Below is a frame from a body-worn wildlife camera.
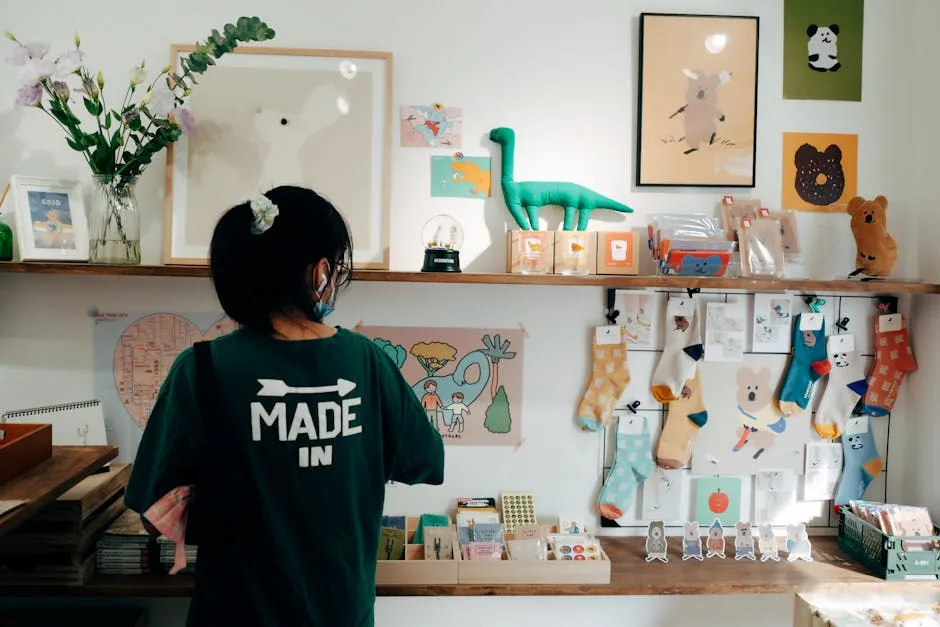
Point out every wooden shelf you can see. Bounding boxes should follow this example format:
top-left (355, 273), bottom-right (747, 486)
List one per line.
top-left (1, 261), bottom-right (938, 294)
top-left (0, 537), bottom-right (934, 598)
top-left (0, 446), bottom-right (118, 539)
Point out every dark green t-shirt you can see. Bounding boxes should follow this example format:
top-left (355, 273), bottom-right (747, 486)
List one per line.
top-left (125, 327), bottom-right (445, 627)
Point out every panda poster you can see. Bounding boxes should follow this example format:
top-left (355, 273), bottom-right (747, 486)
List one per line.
top-left (781, 132), bottom-right (859, 212)
top-left (690, 356), bottom-right (818, 476)
top-left (783, 0), bottom-right (864, 101)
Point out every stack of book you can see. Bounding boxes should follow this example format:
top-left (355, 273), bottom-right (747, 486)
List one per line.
top-left (157, 536), bottom-right (197, 573)
top-left (95, 508), bottom-right (154, 575)
top-left (0, 464), bottom-right (130, 585)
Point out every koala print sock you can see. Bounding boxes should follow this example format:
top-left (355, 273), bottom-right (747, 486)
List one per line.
top-left (598, 416), bottom-right (654, 520)
top-left (834, 418), bottom-right (884, 506)
top-left (656, 372), bottom-right (708, 469)
top-left (863, 320), bottom-right (917, 417)
top-left (651, 297), bottom-right (704, 403)
top-left (814, 335), bottom-right (868, 439)
top-left (779, 315), bottom-right (831, 416)
top-left (577, 329), bottom-right (632, 432)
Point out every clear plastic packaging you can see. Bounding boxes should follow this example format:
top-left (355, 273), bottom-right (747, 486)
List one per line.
top-left (739, 217), bottom-right (784, 277)
top-left (768, 209), bottom-right (802, 263)
top-left (721, 197), bottom-right (761, 241)
top-left (507, 538), bottom-right (547, 561)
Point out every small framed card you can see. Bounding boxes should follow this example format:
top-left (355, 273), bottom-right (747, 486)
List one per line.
top-left (9, 175), bottom-right (89, 261)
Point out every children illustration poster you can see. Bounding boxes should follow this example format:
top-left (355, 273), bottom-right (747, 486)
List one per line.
top-left (636, 13), bottom-right (758, 187)
top-left (400, 104), bottom-right (463, 148)
top-left (356, 325), bottom-right (524, 446)
top-left (430, 155), bottom-right (491, 198)
top-left (694, 477), bottom-right (742, 527)
top-left (691, 356), bottom-right (815, 476)
top-left (782, 132), bottom-right (858, 212)
top-left (783, 0), bottom-right (864, 101)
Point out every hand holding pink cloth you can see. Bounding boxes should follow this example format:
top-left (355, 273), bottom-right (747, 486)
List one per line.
top-left (143, 485), bottom-right (193, 575)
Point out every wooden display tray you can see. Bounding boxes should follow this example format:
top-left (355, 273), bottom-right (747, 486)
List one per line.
top-left (0, 424), bottom-right (52, 486)
top-left (375, 517), bottom-right (460, 586)
top-left (793, 590), bottom-right (940, 627)
top-left (458, 525), bottom-right (611, 585)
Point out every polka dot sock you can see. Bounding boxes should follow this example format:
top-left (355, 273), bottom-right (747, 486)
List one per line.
top-left (651, 297), bottom-right (704, 403)
top-left (779, 314), bottom-right (831, 416)
top-left (578, 328), bottom-right (632, 432)
top-left (862, 318), bottom-right (917, 417)
top-left (656, 372), bottom-right (708, 469)
top-left (598, 415), bottom-right (654, 520)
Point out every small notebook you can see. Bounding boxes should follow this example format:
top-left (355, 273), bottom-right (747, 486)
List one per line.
top-left (1, 400), bottom-right (107, 446)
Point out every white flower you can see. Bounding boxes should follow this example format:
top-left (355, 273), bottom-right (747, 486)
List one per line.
top-left (20, 57), bottom-right (56, 84)
top-left (144, 82), bottom-right (174, 117)
top-left (6, 41), bottom-right (49, 66)
top-left (54, 49), bottom-right (84, 78)
top-left (129, 65), bottom-right (146, 86)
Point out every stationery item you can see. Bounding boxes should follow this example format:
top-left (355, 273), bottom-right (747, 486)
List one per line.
top-left (457, 522), bottom-right (504, 548)
top-left (758, 524), bottom-right (779, 562)
top-left (752, 294), bottom-right (793, 353)
top-left (706, 519), bottom-right (726, 559)
top-left (778, 314), bottom-right (831, 416)
top-left (863, 314), bottom-right (917, 416)
top-left (500, 492), bottom-right (537, 534)
top-left (814, 335), bottom-right (867, 439)
top-left (598, 414), bottom-right (653, 521)
top-left (556, 517), bottom-right (584, 535)
top-left (704, 302), bottom-right (746, 363)
top-left (507, 538), bottom-right (547, 561)
top-left (651, 296), bottom-right (704, 403)
top-left (596, 231), bottom-right (640, 275)
top-left (662, 249), bottom-right (732, 276)
top-left (720, 196), bottom-right (761, 241)
top-left (423, 526), bottom-right (453, 561)
top-left (739, 216), bottom-right (784, 277)
top-left (641, 468), bottom-right (685, 522)
top-left (803, 442), bottom-right (843, 501)
top-left (413, 513), bottom-right (449, 545)
top-left (655, 373), bottom-right (708, 469)
top-left (378, 527), bottom-right (406, 561)
top-left (1, 399), bottom-right (106, 446)
top-left (682, 521), bottom-right (703, 561)
top-left (644, 521), bottom-right (669, 563)
top-left (456, 497), bottom-right (500, 528)
top-left (734, 522), bottom-right (756, 561)
top-left (785, 523), bottom-right (814, 562)
top-left (467, 541), bottom-right (502, 561)
top-left (576, 326), bottom-right (631, 432)
top-left (619, 290), bottom-right (657, 348)
top-left (755, 471), bottom-right (798, 524)
top-left (834, 416), bottom-right (884, 506)
top-left (380, 516), bottom-right (407, 531)
top-left (552, 535), bottom-right (602, 561)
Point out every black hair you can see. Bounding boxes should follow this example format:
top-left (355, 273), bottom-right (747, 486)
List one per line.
top-left (209, 185), bottom-right (353, 334)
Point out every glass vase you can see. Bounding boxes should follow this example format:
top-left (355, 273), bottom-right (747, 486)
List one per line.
top-left (89, 175), bottom-right (141, 265)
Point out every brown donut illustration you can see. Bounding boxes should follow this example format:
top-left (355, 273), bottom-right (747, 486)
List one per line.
top-left (794, 143), bottom-right (845, 206)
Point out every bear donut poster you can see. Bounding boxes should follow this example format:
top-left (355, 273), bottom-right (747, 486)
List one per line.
top-left (784, 0), bottom-right (864, 101)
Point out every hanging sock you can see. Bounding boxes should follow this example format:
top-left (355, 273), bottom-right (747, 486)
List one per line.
top-left (863, 316), bottom-right (916, 417)
top-left (656, 372), bottom-right (708, 469)
top-left (814, 335), bottom-right (868, 439)
top-left (779, 314), bottom-right (831, 416)
top-left (598, 415), bottom-right (654, 520)
top-left (577, 326), bottom-right (631, 432)
top-left (834, 417), bottom-right (884, 506)
top-left (651, 297), bottom-right (704, 403)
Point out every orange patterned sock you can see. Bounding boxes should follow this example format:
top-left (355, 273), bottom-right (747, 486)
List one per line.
top-left (578, 328), bottom-right (631, 432)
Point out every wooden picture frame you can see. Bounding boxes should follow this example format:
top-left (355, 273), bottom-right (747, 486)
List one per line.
top-left (8, 175), bottom-right (89, 262)
top-left (163, 46), bottom-right (392, 268)
top-left (636, 13), bottom-right (759, 188)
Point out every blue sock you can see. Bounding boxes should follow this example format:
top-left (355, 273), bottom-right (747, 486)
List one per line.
top-left (598, 416), bottom-right (654, 520)
top-left (834, 419), bottom-right (884, 506)
top-left (779, 315), bottom-right (831, 416)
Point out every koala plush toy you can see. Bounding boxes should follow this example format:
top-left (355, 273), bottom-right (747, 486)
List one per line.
top-left (807, 24), bottom-right (841, 72)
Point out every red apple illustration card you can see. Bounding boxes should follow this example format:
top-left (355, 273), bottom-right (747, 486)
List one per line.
top-left (695, 477), bottom-right (742, 527)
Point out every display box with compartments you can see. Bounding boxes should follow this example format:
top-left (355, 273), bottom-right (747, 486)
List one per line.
top-left (457, 525), bottom-right (611, 585)
top-left (375, 516), bottom-right (460, 586)
top-left (0, 423), bottom-right (52, 486)
top-left (505, 230), bottom-right (554, 274)
top-left (596, 231), bottom-right (640, 276)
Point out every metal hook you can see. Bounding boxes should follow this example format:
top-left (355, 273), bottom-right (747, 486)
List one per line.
top-left (686, 287), bottom-right (701, 299)
top-left (605, 288), bottom-right (620, 324)
top-left (835, 316), bottom-right (850, 332)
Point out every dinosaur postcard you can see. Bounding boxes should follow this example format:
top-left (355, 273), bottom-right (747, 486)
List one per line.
top-left (783, 0), bottom-right (864, 102)
top-left (400, 104), bottom-right (463, 148)
top-left (636, 13), bottom-right (758, 187)
top-left (356, 325), bottom-right (524, 446)
top-left (430, 155), bottom-right (492, 198)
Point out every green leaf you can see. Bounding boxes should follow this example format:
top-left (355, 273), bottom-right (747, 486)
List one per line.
top-left (66, 138), bottom-right (83, 151)
top-left (103, 112), bottom-right (113, 130)
top-left (83, 97), bottom-right (101, 117)
top-left (129, 117), bottom-right (142, 131)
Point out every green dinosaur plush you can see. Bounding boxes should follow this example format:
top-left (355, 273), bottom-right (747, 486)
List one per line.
top-left (489, 127), bottom-right (634, 231)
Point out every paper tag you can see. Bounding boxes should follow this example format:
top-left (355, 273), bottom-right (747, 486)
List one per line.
top-left (723, 195), bottom-right (734, 203)
top-left (619, 414), bottom-right (645, 435)
top-left (741, 217), bottom-right (752, 228)
top-left (879, 314), bottom-right (903, 333)
top-left (671, 297), bottom-right (695, 316)
top-left (829, 333), bottom-right (855, 353)
top-left (845, 416), bottom-right (869, 437)
top-left (596, 325), bottom-right (622, 345)
top-left (758, 207), bottom-right (771, 217)
top-left (799, 313), bottom-right (824, 331)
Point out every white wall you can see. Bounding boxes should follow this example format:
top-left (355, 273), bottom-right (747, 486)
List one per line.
top-left (0, 0), bottom-right (926, 625)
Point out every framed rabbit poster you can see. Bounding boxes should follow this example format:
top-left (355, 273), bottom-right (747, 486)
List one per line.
top-left (635, 13), bottom-right (759, 187)
top-left (163, 46), bottom-right (392, 268)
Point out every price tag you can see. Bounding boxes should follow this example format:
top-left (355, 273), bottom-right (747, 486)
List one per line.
top-left (618, 414), bottom-right (645, 435)
top-left (879, 314), bottom-right (903, 332)
top-left (723, 195), bottom-right (734, 203)
top-left (741, 217), bottom-right (752, 228)
top-left (800, 313), bottom-right (824, 331)
top-left (596, 325), bottom-right (622, 345)
top-left (845, 416), bottom-right (869, 437)
top-left (829, 333), bottom-right (855, 353)
top-left (758, 207), bottom-right (771, 217)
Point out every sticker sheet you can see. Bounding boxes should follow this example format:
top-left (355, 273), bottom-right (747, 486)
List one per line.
top-left (752, 294), bottom-right (793, 353)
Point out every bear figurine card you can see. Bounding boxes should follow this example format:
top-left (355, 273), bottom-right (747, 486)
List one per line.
top-left (645, 521), bottom-right (669, 563)
top-left (691, 355), bottom-right (816, 476)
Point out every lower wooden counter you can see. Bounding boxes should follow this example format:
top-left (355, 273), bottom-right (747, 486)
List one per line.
top-left (1, 537), bottom-right (937, 598)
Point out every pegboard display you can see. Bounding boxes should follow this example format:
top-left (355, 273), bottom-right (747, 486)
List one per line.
top-left (598, 289), bottom-right (894, 533)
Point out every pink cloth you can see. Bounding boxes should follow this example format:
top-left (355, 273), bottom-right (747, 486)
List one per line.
top-left (143, 485), bottom-right (193, 575)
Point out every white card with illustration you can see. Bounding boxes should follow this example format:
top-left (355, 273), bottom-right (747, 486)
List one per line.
top-left (803, 442), bottom-right (843, 501)
top-left (641, 468), bottom-right (686, 522)
top-left (752, 294), bottom-right (793, 353)
top-left (617, 291), bottom-right (660, 348)
top-left (755, 470), bottom-right (798, 524)
top-left (705, 302), bottom-right (746, 362)
top-left (691, 356), bottom-right (814, 475)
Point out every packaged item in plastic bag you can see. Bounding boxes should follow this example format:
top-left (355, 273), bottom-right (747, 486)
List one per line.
top-left (740, 217), bottom-right (784, 277)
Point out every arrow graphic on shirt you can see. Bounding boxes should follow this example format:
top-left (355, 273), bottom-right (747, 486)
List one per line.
top-left (256, 378), bottom-right (357, 398)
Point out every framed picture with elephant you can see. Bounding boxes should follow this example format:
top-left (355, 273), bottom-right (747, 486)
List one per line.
top-left (635, 13), bottom-right (759, 187)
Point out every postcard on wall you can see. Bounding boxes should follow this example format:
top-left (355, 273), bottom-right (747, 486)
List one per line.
top-left (430, 155), bottom-right (491, 198)
top-left (705, 302), bottom-right (746, 362)
top-left (803, 442), bottom-right (843, 501)
top-left (692, 356), bottom-right (815, 476)
top-left (356, 326), bottom-right (524, 446)
top-left (618, 291), bottom-right (659, 348)
top-left (782, 132), bottom-right (858, 212)
top-left (400, 104), bottom-right (462, 148)
top-left (641, 468), bottom-right (686, 522)
top-left (694, 477), bottom-right (742, 527)
top-left (753, 294), bottom-right (794, 353)
top-left (783, 0), bottom-right (864, 102)
top-left (755, 470), bottom-right (798, 524)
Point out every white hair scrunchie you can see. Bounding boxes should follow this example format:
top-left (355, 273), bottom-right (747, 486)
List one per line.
top-left (250, 194), bottom-right (279, 235)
